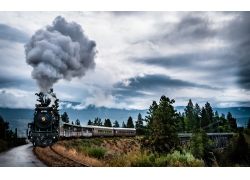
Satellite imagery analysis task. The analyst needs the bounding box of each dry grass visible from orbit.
[52,143,104,167]
[51,137,141,167]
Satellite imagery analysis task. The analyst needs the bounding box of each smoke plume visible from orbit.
[24,16,97,92]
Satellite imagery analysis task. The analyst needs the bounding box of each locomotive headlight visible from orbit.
[41,117,46,122]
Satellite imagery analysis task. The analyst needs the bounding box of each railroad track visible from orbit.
[34,145,90,167]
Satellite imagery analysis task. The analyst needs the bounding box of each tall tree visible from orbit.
[52,98,60,121]
[122,121,126,128]
[142,95,180,154]
[175,112,185,132]
[135,113,144,135]
[247,118,250,129]
[113,120,120,127]
[205,102,214,125]
[194,103,201,128]
[0,115,9,139]
[93,117,102,126]
[201,107,208,128]
[227,112,237,131]
[190,128,214,166]
[184,99,195,131]
[61,112,69,123]
[126,116,134,128]
[75,119,81,125]
[104,119,112,127]
[87,120,93,125]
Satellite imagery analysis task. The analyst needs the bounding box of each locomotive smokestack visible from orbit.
[24,16,97,92]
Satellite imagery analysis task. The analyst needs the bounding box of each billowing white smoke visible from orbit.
[24,16,97,92]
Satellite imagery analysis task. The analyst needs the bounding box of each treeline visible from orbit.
[60,98,239,135]
[0,115,16,139]
[177,99,238,133]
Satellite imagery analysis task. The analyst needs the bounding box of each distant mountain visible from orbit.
[1,106,250,136]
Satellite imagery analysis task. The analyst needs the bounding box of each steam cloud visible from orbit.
[24,16,97,92]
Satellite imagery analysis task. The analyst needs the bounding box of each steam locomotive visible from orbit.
[28,89,60,147]
[28,89,136,147]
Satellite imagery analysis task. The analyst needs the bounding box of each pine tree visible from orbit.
[227,112,237,132]
[126,116,134,128]
[142,95,180,154]
[104,119,112,127]
[61,112,69,123]
[135,113,144,135]
[0,115,10,139]
[194,103,201,128]
[75,119,81,125]
[93,117,102,126]
[113,120,120,127]
[184,99,195,131]
[205,102,214,125]
[87,120,93,125]
[122,121,126,128]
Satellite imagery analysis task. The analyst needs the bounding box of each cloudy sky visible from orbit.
[0,4,250,110]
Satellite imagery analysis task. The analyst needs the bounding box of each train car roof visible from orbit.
[82,125,136,130]
[113,127,136,130]
[61,122,82,127]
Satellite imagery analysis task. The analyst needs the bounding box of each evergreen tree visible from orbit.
[144,100,158,135]
[184,99,195,131]
[113,120,120,127]
[247,118,250,129]
[135,113,144,135]
[219,113,230,132]
[126,116,134,128]
[142,95,181,154]
[122,121,126,128]
[75,119,81,125]
[104,119,112,127]
[61,112,69,123]
[205,102,214,125]
[87,120,93,125]
[93,117,102,126]
[201,107,208,128]
[176,112,185,132]
[52,98,60,120]
[194,103,201,128]
[0,115,10,139]
[227,112,237,131]
[71,121,74,125]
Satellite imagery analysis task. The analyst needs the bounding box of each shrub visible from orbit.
[87,147,106,159]
[165,151,205,167]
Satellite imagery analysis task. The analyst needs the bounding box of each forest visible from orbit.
[59,95,250,167]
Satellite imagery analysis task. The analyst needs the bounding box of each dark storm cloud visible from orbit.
[128,12,250,91]
[0,24,30,43]
[0,75,36,90]
[24,16,97,92]
[225,12,250,90]
[153,12,217,45]
[113,74,221,99]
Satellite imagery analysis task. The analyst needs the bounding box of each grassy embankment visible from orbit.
[50,137,205,167]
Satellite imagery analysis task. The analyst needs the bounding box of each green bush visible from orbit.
[165,151,205,167]
[87,147,106,159]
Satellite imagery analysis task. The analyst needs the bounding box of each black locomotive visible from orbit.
[28,89,60,147]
